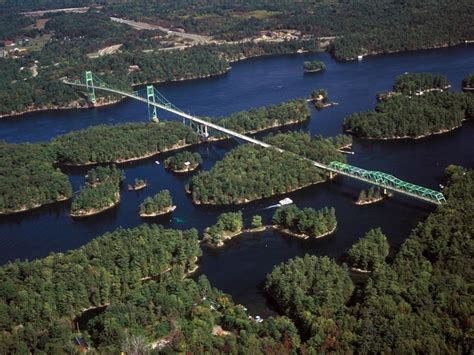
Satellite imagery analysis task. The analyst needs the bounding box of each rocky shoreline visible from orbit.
[277,224,337,240]
[70,193,120,218]
[345,122,465,140]
[139,205,176,217]
[0,195,70,216]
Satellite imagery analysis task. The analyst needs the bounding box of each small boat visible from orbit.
[279,197,293,206]
[155,160,160,165]
[357,55,363,61]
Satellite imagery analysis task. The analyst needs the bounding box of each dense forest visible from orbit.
[263,165,473,352]
[165,151,202,172]
[139,189,174,216]
[70,181,120,216]
[106,0,474,50]
[190,132,349,204]
[273,205,337,238]
[344,91,474,139]
[347,228,389,271]
[265,254,354,348]
[393,73,449,95]
[0,160,472,352]
[0,142,72,214]
[0,100,313,214]
[215,99,310,133]
[1,0,471,116]
[203,211,243,246]
[85,164,125,186]
[50,121,199,165]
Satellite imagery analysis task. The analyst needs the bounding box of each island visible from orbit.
[308,89,337,109]
[189,132,351,205]
[355,186,391,205]
[203,211,243,247]
[0,142,72,215]
[272,205,337,239]
[128,178,147,191]
[215,99,310,134]
[139,190,176,217]
[462,74,474,92]
[50,122,199,166]
[48,99,309,167]
[70,182,120,217]
[344,76,474,139]
[86,165,125,186]
[347,228,390,272]
[303,61,326,73]
[165,151,202,173]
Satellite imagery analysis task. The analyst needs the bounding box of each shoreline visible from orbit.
[335,40,471,62]
[168,164,200,173]
[0,42,471,120]
[355,196,384,205]
[0,46,322,120]
[192,179,327,206]
[345,122,465,140]
[204,225,268,247]
[128,182,147,191]
[277,224,337,240]
[0,97,124,120]
[0,195,70,216]
[60,141,194,167]
[139,205,176,217]
[70,193,120,218]
[60,117,309,168]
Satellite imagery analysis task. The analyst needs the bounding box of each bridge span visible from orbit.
[62,72,446,205]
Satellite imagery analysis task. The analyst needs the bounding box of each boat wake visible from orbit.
[263,204,281,210]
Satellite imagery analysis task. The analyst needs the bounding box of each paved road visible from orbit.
[110,17,211,43]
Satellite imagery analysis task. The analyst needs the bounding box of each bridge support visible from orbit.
[85,71,96,104]
[329,171,334,180]
[146,85,159,122]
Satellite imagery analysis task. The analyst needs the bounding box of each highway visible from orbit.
[110,17,211,43]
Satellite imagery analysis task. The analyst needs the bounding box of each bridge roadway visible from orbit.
[62,80,443,205]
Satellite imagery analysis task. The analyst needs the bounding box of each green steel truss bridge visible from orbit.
[62,71,446,205]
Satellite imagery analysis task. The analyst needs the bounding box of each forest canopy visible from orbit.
[344,91,474,139]
[190,132,349,205]
[0,142,72,214]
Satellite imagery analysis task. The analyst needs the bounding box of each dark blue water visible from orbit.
[0,45,473,316]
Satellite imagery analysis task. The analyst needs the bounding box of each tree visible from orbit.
[348,228,389,271]
[251,215,263,228]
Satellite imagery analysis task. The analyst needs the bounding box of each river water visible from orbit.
[0,45,473,316]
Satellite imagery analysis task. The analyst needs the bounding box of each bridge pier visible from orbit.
[85,71,96,104]
[146,85,159,122]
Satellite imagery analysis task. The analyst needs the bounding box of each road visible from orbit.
[110,17,211,43]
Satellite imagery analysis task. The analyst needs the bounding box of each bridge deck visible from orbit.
[63,80,445,205]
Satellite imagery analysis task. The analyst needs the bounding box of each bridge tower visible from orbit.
[146,85,159,122]
[85,71,96,104]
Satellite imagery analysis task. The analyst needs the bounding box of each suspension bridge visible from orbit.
[62,71,446,205]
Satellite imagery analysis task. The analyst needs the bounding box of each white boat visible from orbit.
[155,161,160,165]
[357,55,363,61]
[279,197,293,206]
